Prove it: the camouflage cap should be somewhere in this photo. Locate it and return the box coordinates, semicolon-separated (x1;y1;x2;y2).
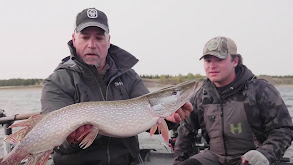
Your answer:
199;36;237;60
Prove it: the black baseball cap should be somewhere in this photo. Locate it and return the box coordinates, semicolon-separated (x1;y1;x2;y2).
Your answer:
75;8;109;33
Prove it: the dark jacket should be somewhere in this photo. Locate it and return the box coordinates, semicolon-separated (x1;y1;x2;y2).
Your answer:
41;41;149;165
174;65;293;165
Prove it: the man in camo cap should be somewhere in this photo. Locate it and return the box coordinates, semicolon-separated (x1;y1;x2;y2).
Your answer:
174;36;293;165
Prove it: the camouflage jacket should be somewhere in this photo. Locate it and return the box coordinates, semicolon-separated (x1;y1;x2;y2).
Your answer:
174;65;293;164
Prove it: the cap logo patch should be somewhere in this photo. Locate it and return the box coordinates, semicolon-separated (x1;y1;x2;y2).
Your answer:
207;39;219;51
87;9;98;18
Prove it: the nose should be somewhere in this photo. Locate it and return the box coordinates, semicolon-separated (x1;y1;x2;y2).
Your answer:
209;60;217;69
88;38;97;49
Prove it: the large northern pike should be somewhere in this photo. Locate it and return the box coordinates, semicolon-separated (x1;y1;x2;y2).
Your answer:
0;80;198;165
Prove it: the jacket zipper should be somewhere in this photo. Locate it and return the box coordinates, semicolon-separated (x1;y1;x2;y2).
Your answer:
92;72;106;101
77;62;106;101
220;103;228;164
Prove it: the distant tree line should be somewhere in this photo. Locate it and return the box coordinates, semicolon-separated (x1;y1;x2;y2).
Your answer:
0;78;43;86
1;74;292;87
141;74;293;85
260;75;293;78
140;73;206;84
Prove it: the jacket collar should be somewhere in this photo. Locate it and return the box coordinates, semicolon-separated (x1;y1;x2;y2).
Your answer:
203;65;255;101
54;40;139;74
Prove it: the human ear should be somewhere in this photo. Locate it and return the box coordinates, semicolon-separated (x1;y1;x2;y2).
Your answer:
105;34;111;49
72;33;76;47
233;57;239;67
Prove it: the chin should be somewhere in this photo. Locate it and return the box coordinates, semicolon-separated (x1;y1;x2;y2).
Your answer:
208;76;218;82
211;78;224;84
84;60;99;66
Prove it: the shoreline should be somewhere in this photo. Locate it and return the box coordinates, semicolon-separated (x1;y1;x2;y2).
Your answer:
0;85;42;89
0;82;293;90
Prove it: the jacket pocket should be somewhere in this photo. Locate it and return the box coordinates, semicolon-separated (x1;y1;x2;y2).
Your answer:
203;104;221;139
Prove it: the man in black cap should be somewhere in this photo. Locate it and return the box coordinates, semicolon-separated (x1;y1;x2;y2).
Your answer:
41;8;193;165
173;36;293;165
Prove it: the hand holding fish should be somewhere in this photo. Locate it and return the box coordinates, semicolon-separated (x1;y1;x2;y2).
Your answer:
166;102;193;123
67;124;93;144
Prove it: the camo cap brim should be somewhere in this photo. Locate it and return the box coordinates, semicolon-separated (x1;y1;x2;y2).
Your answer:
199;36;237;60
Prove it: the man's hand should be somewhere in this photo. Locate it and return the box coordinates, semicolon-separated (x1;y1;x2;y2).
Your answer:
241;150;269;165
67;124;93;144
166;102;193;123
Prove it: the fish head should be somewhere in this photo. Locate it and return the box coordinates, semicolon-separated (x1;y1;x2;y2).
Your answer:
148;80;199;117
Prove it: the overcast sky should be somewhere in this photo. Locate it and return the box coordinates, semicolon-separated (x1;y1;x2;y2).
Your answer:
0;0;292;79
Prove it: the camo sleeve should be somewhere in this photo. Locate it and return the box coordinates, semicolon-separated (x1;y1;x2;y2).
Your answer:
253;80;293;163
173;95;200;165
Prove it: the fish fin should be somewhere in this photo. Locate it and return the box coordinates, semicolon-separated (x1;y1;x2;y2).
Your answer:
156;118;165;134
79;126;99;149
159;119;170;145
76;127;91;141
8;114;42;129
4;127;29;144
149;124;158;138
24;150;52;165
37;150;52;165
4;114;43;144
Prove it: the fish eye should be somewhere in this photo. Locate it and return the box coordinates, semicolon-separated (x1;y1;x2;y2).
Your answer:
172;91;177;95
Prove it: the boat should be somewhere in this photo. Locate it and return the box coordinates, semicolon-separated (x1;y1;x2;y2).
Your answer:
0;109;292;165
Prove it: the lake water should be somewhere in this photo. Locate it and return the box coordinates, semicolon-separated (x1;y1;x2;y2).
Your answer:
0;85;292;162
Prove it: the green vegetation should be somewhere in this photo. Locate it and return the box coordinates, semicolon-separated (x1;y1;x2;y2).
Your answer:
258;75;293;85
141;74;293;85
0;78;43;87
140;73;206;84
1;74;293;87
260;75;293;78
